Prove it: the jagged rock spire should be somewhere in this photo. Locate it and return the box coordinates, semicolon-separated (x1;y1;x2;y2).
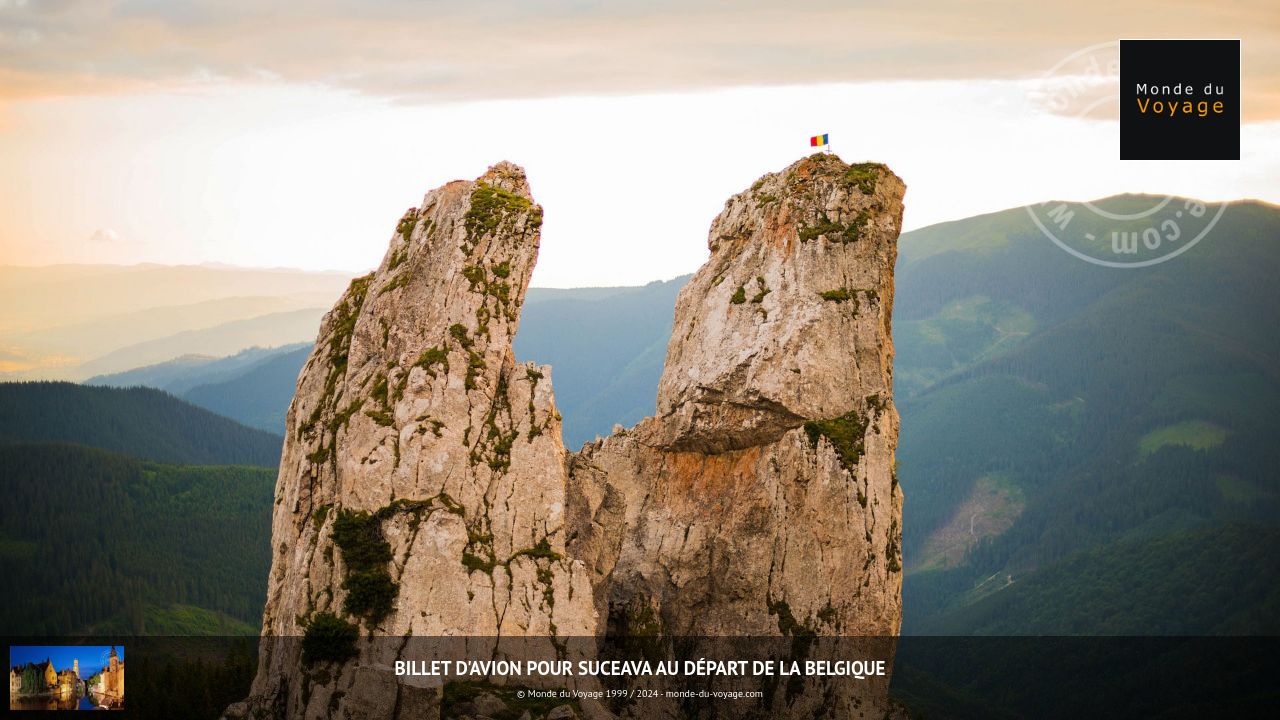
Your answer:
232;153;905;720
242;162;596;719
568;153;905;718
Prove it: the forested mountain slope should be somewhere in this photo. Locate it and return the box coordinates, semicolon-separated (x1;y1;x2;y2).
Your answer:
0;382;282;466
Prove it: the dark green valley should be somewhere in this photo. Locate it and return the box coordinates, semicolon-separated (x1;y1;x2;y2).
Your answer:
894;197;1280;634
0;382;282;466
0;443;272;635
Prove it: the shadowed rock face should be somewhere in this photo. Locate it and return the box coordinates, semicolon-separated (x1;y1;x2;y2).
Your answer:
232;154;904;720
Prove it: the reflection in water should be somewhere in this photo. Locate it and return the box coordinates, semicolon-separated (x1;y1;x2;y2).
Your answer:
9;690;119;710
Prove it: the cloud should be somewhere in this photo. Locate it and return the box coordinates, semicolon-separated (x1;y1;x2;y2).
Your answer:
0;1;1276;119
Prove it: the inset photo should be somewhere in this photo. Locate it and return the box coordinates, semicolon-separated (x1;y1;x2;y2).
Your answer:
9;645;124;711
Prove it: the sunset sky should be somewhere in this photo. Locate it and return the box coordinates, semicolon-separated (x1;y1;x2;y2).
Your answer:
2;0;1277;286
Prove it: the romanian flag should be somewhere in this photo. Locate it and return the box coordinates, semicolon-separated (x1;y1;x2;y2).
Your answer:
810;133;829;147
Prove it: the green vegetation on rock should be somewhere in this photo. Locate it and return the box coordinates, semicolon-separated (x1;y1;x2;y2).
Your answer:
800;209;872;244
330;509;396;627
415;346;449;378
300;273;373;446
842;162;886;195
396;207;420;243
803;408;871;474
464;182;540;253
301;611;358;667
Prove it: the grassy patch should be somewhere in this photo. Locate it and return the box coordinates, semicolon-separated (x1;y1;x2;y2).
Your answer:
755;192;778;207
396;207;420;243
461;551;496;574
462;265;486;290
512;537;562;562
414;346;449;378
450;323;473;348
767;598;816;639
299;273;372;442
1138;420;1228;458
138;603;257;636
842;162;886;195
464;182;539;249
798;214;844;242
306;445;331;465
799;210;870;244
379;272;411;296
610;601;666;664
328;399;364;435
803;408;870;474
386;244;409;271
767;597;816;669
465;351;486;390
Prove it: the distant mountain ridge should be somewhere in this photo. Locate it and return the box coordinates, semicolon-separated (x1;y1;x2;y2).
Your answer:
0;263;351;380
74;308;326;378
0;382;282;466
183;345;313;433
87;343;310;395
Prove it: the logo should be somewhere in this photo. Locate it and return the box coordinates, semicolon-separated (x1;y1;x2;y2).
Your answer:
1120;39;1240;160
1025;41;1228;268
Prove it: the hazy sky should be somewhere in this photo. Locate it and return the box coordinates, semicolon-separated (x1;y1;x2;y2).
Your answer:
2;1;1277;286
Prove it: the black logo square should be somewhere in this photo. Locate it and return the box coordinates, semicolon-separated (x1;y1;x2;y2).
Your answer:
1120;39;1239;160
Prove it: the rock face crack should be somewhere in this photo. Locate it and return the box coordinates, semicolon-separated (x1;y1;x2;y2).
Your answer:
233;154;904;720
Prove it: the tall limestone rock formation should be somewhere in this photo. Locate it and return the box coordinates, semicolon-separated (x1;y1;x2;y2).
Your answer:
237;162;597;719
567;153;905;717
231;153;904;720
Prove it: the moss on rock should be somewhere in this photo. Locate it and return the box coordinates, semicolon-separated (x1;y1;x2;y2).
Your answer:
842;162;886;195
803;408;870;475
